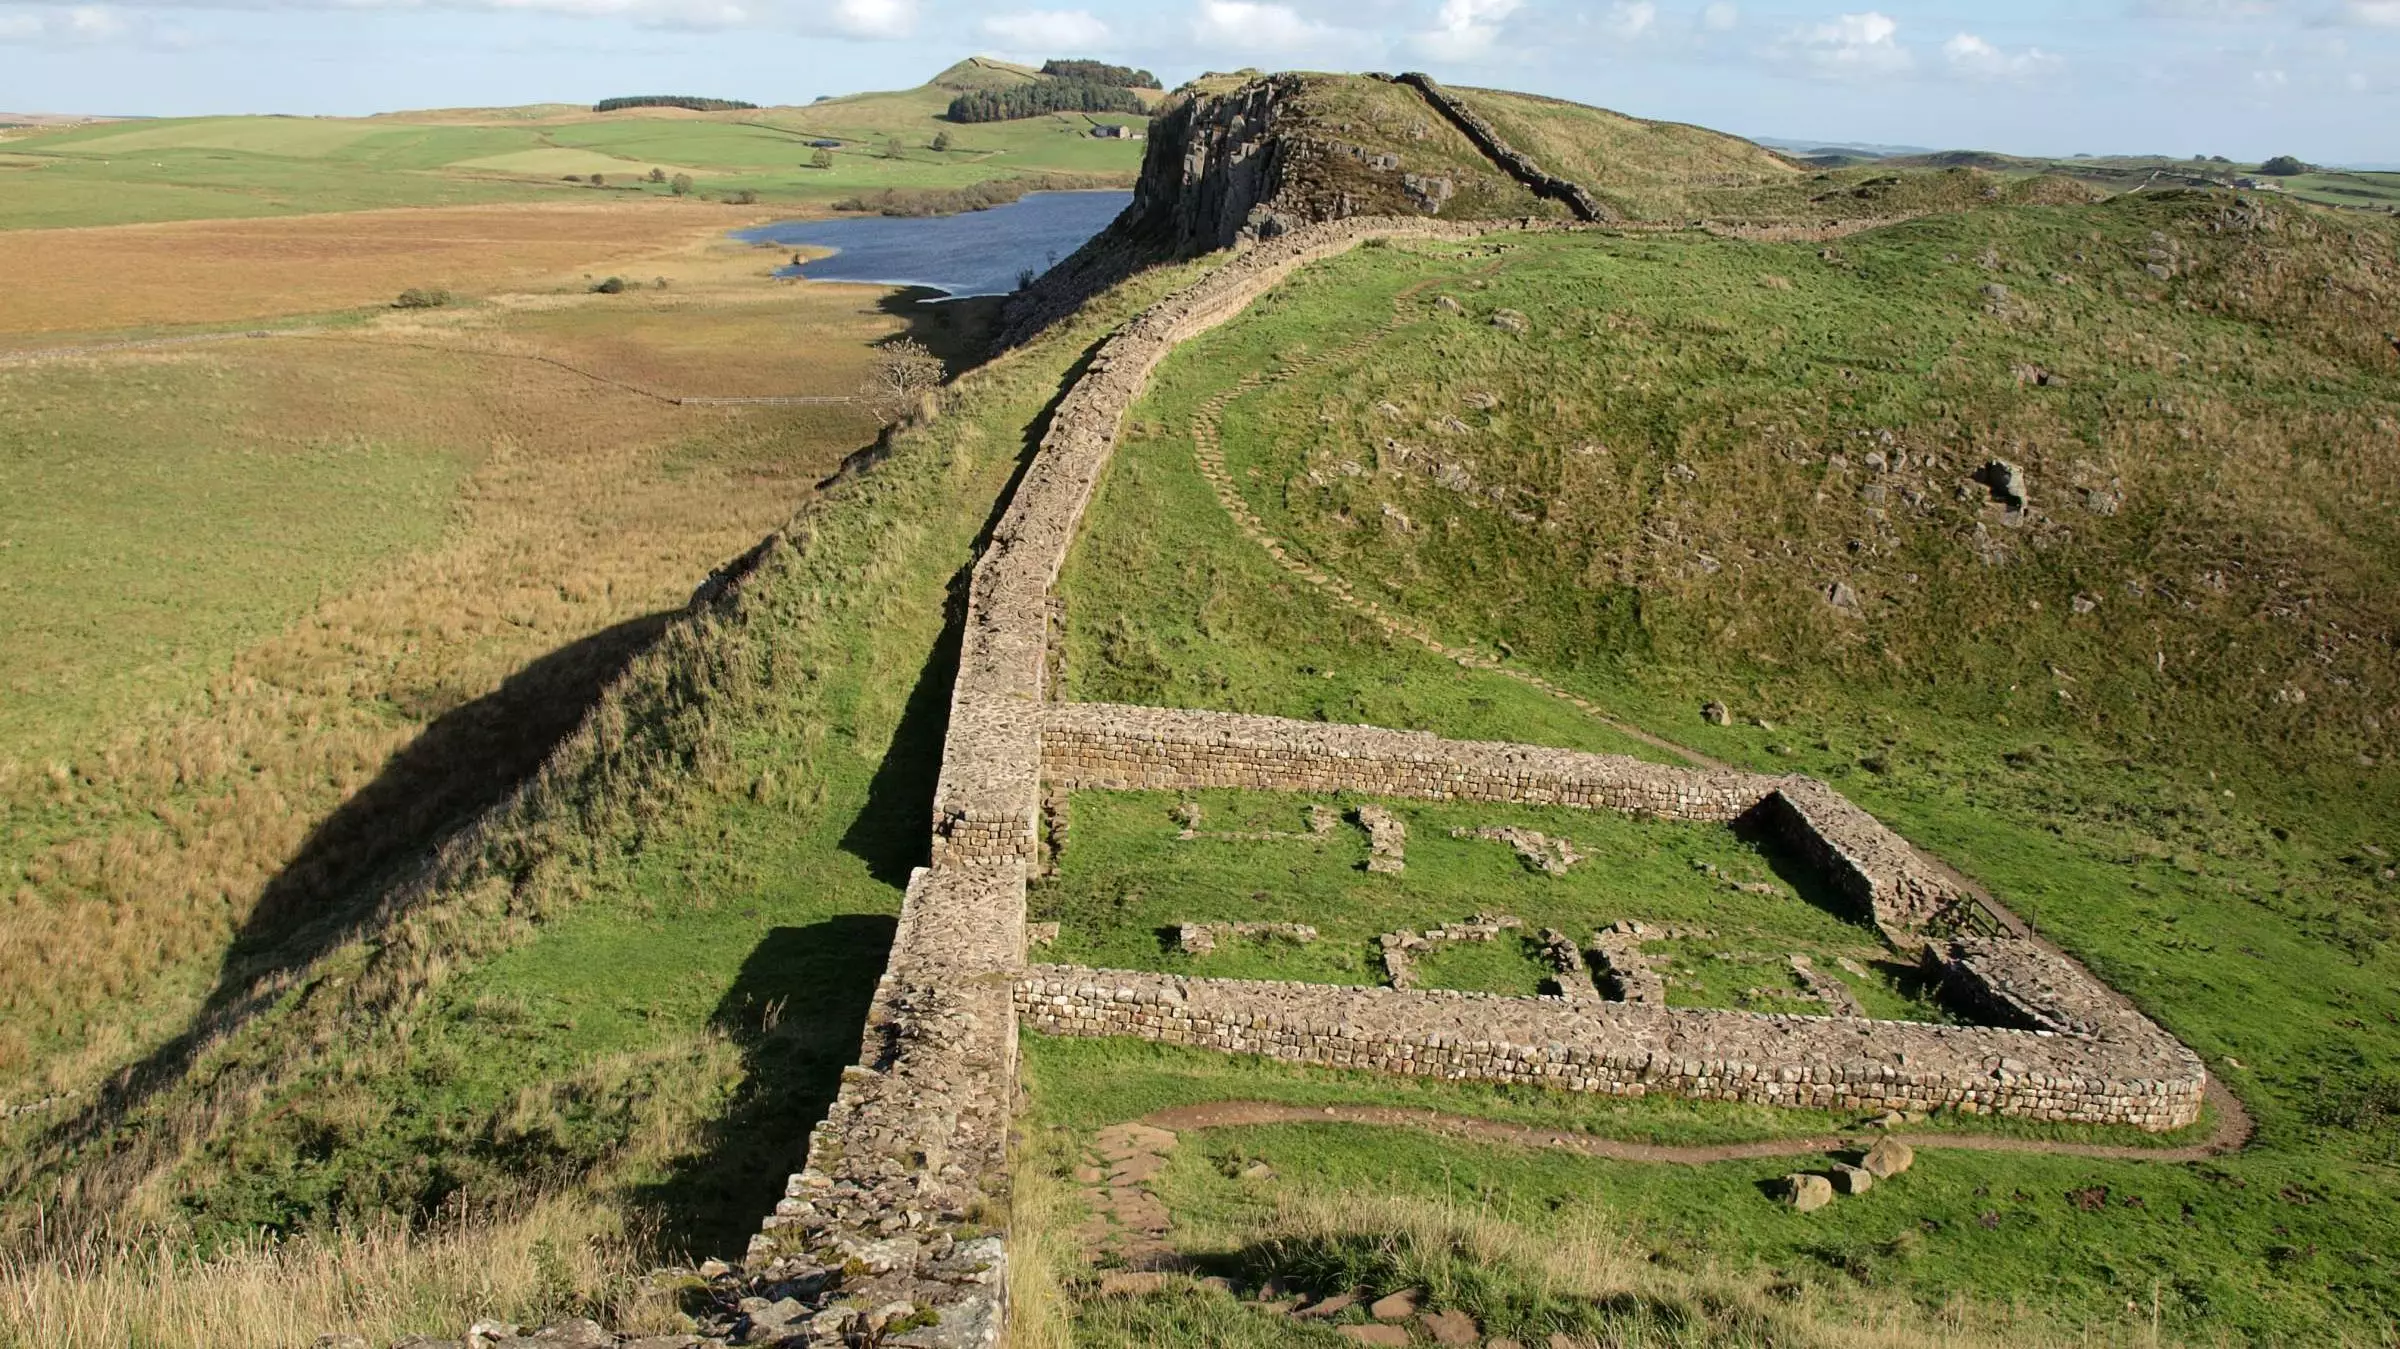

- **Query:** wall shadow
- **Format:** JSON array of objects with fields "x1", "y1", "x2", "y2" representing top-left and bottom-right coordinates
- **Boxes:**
[
  {"x1": 630, "y1": 915, "x2": 895, "y2": 1260},
  {"x1": 879, "y1": 287, "x2": 1006, "y2": 375},
  {"x1": 24, "y1": 610, "x2": 677, "y2": 1183}
]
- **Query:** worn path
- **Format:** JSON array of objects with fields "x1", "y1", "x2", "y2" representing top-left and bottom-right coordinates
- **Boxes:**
[{"x1": 1141, "y1": 1075, "x2": 2252, "y2": 1167}]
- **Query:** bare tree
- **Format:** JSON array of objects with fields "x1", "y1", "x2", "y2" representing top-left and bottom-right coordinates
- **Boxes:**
[{"x1": 861, "y1": 338, "x2": 944, "y2": 421}]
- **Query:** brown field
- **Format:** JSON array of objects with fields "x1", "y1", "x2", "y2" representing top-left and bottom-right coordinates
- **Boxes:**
[
  {"x1": 0, "y1": 200, "x2": 796, "y2": 337},
  {"x1": 0, "y1": 250, "x2": 910, "y2": 1101}
]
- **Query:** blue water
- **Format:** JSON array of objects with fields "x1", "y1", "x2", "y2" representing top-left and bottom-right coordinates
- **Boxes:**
[{"x1": 734, "y1": 190, "x2": 1131, "y2": 298}]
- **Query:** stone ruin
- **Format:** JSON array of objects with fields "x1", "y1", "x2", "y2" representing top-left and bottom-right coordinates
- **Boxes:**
[{"x1": 727, "y1": 211, "x2": 2209, "y2": 1347}]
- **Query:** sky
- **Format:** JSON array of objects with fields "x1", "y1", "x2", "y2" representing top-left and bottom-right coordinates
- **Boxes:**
[{"x1": 2, "y1": 1, "x2": 2395, "y2": 165}]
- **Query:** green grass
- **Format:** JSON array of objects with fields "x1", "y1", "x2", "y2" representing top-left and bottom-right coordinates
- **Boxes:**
[
  {"x1": 0, "y1": 80, "x2": 1146, "y2": 230},
  {"x1": 1036, "y1": 788, "x2": 1933, "y2": 1017},
  {"x1": 2, "y1": 255, "x2": 1221, "y2": 1262},
  {"x1": 0, "y1": 356, "x2": 465, "y2": 759},
  {"x1": 1140, "y1": 1119, "x2": 2395, "y2": 1345},
  {"x1": 1041, "y1": 197, "x2": 2400, "y2": 1340}
]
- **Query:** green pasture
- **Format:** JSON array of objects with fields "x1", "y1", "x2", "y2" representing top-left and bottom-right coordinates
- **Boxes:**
[
  {"x1": 1045, "y1": 206, "x2": 2400, "y2": 1339},
  {"x1": 0, "y1": 76, "x2": 1146, "y2": 230},
  {"x1": 1035, "y1": 787, "x2": 1937, "y2": 1019},
  {"x1": 0, "y1": 355, "x2": 465, "y2": 763}
]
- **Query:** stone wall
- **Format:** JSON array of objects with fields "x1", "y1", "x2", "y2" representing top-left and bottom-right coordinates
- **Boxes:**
[
  {"x1": 1041, "y1": 702, "x2": 1767, "y2": 822},
  {"x1": 748, "y1": 215, "x2": 1530, "y2": 1346},
  {"x1": 929, "y1": 219, "x2": 1520, "y2": 873},
  {"x1": 1017, "y1": 966, "x2": 2208, "y2": 1131},
  {"x1": 1386, "y1": 72, "x2": 1614, "y2": 224}
]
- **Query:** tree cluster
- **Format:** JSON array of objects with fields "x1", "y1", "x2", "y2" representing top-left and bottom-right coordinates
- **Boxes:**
[
  {"x1": 2257, "y1": 155, "x2": 2312, "y2": 177},
  {"x1": 945, "y1": 80, "x2": 1144, "y2": 124},
  {"x1": 592, "y1": 95, "x2": 757, "y2": 113},
  {"x1": 1039, "y1": 59, "x2": 1160, "y2": 89}
]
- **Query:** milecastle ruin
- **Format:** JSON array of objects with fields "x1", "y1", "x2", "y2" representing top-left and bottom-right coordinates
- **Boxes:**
[{"x1": 736, "y1": 83, "x2": 2210, "y2": 1349}]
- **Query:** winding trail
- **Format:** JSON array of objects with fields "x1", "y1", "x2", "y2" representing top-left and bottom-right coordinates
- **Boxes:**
[{"x1": 1141, "y1": 1076, "x2": 2253, "y2": 1166}]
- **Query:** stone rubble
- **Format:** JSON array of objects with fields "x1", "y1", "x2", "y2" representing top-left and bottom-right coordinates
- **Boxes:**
[{"x1": 1451, "y1": 825, "x2": 1584, "y2": 874}]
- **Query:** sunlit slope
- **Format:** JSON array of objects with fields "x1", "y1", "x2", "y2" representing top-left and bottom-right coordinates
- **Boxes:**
[{"x1": 1446, "y1": 84, "x2": 1800, "y2": 219}]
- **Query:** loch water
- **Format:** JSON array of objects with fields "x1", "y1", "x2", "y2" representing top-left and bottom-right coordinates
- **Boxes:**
[{"x1": 733, "y1": 190, "x2": 1133, "y2": 298}]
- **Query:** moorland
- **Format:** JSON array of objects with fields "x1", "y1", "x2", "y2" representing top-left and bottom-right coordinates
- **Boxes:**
[{"x1": 3, "y1": 56, "x2": 2398, "y2": 1349}]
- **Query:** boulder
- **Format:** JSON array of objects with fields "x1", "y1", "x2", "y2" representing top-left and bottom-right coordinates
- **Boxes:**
[
  {"x1": 1702, "y1": 701, "x2": 1732, "y2": 727},
  {"x1": 1863, "y1": 1137, "x2": 1915, "y2": 1179},
  {"x1": 1368, "y1": 1288, "x2": 1421, "y2": 1321},
  {"x1": 1338, "y1": 1328, "x2": 1411, "y2": 1347},
  {"x1": 1783, "y1": 1173, "x2": 1834, "y2": 1212},
  {"x1": 1830, "y1": 1163, "x2": 1876, "y2": 1195},
  {"x1": 1491, "y1": 309, "x2": 1530, "y2": 332},
  {"x1": 1421, "y1": 1308, "x2": 1481, "y2": 1345}
]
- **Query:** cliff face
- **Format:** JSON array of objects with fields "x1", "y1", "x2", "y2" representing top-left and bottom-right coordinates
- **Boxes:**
[{"x1": 996, "y1": 72, "x2": 1551, "y2": 347}]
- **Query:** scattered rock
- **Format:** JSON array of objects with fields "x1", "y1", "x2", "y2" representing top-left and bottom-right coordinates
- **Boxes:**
[
  {"x1": 1295, "y1": 1293, "x2": 1358, "y2": 1319},
  {"x1": 1239, "y1": 1161, "x2": 1277, "y2": 1181},
  {"x1": 1784, "y1": 1173, "x2": 1835, "y2": 1212},
  {"x1": 1433, "y1": 295, "x2": 1462, "y2": 314},
  {"x1": 1830, "y1": 1163, "x2": 1876, "y2": 1195},
  {"x1": 1491, "y1": 309, "x2": 1530, "y2": 333},
  {"x1": 1358, "y1": 805, "x2": 1408, "y2": 874},
  {"x1": 1338, "y1": 1327, "x2": 1412, "y2": 1347},
  {"x1": 1420, "y1": 1308, "x2": 1481, "y2": 1345},
  {"x1": 312, "y1": 1337, "x2": 372, "y2": 1349},
  {"x1": 1863, "y1": 1137, "x2": 1915, "y2": 1179},
  {"x1": 1976, "y1": 459, "x2": 2028, "y2": 515},
  {"x1": 1702, "y1": 701, "x2": 1732, "y2": 727},
  {"x1": 1825, "y1": 580, "x2": 1860, "y2": 612},
  {"x1": 1369, "y1": 1288, "x2": 1421, "y2": 1321},
  {"x1": 1098, "y1": 1270, "x2": 1172, "y2": 1296}
]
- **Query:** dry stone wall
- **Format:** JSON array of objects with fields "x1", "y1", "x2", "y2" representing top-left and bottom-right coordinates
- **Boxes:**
[
  {"x1": 1016, "y1": 967, "x2": 2206, "y2": 1130},
  {"x1": 1041, "y1": 702, "x2": 1766, "y2": 822},
  {"x1": 1385, "y1": 72, "x2": 1614, "y2": 224},
  {"x1": 748, "y1": 215, "x2": 1532, "y2": 1346}
]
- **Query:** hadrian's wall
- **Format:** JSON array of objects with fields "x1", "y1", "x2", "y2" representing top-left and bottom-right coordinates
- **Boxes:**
[
  {"x1": 927, "y1": 217, "x2": 1524, "y2": 874},
  {"x1": 740, "y1": 183, "x2": 2212, "y2": 1347},
  {"x1": 743, "y1": 216, "x2": 1535, "y2": 1347},
  {"x1": 1385, "y1": 72, "x2": 1614, "y2": 224},
  {"x1": 1015, "y1": 967, "x2": 2206, "y2": 1130}
]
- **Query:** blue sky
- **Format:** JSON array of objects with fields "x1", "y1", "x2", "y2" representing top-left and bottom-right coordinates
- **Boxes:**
[{"x1": 2, "y1": 1, "x2": 2394, "y2": 164}]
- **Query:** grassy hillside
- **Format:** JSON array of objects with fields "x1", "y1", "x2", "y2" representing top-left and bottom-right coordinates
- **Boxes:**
[
  {"x1": 1448, "y1": 84, "x2": 1799, "y2": 221},
  {"x1": 0, "y1": 60, "x2": 1147, "y2": 231},
  {"x1": 1052, "y1": 199, "x2": 2400, "y2": 1340}
]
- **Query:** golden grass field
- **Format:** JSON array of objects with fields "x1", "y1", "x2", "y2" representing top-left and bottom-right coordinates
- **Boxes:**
[
  {"x1": 0, "y1": 206, "x2": 910, "y2": 1102},
  {"x1": 0, "y1": 200, "x2": 788, "y2": 337}
]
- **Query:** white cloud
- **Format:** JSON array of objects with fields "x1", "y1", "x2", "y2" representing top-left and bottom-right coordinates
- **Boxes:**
[
  {"x1": 2343, "y1": 0, "x2": 2400, "y2": 24},
  {"x1": 1702, "y1": 2, "x2": 1737, "y2": 31},
  {"x1": 0, "y1": 3, "x2": 164, "y2": 42},
  {"x1": 481, "y1": 0, "x2": 753, "y2": 24},
  {"x1": 2135, "y1": 0, "x2": 2284, "y2": 17},
  {"x1": 1191, "y1": 0, "x2": 1340, "y2": 54},
  {"x1": 828, "y1": 0, "x2": 911, "y2": 38},
  {"x1": 979, "y1": 7, "x2": 1108, "y2": 49},
  {"x1": 1775, "y1": 10, "x2": 1913, "y2": 79},
  {"x1": 1603, "y1": 0, "x2": 1656, "y2": 39},
  {"x1": 1943, "y1": 32, "x2": 2062, "y2": 79},
  {"x1": 1412, "y1": 0, "x2": 1520, "y2": 59}
]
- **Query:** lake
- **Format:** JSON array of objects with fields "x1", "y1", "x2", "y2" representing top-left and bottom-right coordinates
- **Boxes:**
[{"x1": 734, "y1": 190, "x2": 1132, "y2": 298}]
